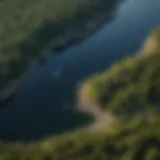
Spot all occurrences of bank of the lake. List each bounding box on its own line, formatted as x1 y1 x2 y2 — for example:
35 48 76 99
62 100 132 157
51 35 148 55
78 27 160 123
0 0 160 142
0 0 120 102
0 10 116 103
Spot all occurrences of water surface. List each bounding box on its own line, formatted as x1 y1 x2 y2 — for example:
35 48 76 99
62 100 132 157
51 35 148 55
0 0 160 141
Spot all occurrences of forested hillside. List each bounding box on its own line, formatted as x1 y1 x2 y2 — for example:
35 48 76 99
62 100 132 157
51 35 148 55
0 0 118 89
80 27 160 116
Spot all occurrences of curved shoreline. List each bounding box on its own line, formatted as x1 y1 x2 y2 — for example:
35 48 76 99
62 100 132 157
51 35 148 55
76 27 160 128
77 85 116 129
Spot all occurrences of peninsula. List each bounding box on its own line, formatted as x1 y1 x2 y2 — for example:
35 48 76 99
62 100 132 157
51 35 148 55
0 26 159 160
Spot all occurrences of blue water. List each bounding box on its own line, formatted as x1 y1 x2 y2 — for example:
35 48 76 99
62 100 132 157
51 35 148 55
0 0 160 141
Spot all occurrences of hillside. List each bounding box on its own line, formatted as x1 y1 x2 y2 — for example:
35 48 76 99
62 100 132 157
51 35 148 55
79 27 160 116
0 0 118 91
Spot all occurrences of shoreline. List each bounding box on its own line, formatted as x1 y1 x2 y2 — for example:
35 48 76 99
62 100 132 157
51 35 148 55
0 10 114 104
77 85 116 129
76 27 160 128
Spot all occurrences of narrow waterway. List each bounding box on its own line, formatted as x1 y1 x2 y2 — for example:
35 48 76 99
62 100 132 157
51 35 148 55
0 0 159 142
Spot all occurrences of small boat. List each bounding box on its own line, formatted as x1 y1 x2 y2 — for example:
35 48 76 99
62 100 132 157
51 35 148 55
52 69 62 79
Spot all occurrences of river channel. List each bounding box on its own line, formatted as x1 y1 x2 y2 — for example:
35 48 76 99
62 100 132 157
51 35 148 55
0 0 159 141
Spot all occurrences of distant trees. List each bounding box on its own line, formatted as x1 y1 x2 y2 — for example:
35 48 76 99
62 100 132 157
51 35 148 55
0 0 118 88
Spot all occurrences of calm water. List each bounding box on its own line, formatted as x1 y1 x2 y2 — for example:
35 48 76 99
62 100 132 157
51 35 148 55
0 0 160 141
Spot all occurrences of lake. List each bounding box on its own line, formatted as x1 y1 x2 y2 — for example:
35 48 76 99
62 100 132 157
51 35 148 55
0 0 159 142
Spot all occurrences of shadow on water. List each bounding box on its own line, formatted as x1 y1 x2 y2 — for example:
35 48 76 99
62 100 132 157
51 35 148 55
0 0 127 142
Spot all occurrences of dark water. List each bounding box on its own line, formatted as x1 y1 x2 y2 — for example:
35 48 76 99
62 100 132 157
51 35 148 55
0 0 160 142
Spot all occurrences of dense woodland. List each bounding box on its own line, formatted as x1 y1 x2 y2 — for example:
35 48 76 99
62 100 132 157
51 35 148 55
0 0 118 88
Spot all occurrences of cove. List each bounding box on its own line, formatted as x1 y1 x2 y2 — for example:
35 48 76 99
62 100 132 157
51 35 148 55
0 0 159 142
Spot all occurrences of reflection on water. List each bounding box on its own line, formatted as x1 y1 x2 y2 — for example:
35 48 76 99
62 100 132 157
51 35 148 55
0 0 160 142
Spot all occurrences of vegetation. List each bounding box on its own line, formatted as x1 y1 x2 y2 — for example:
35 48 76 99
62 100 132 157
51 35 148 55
0 0 118 88
81 28 160 115
0 112 159 160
